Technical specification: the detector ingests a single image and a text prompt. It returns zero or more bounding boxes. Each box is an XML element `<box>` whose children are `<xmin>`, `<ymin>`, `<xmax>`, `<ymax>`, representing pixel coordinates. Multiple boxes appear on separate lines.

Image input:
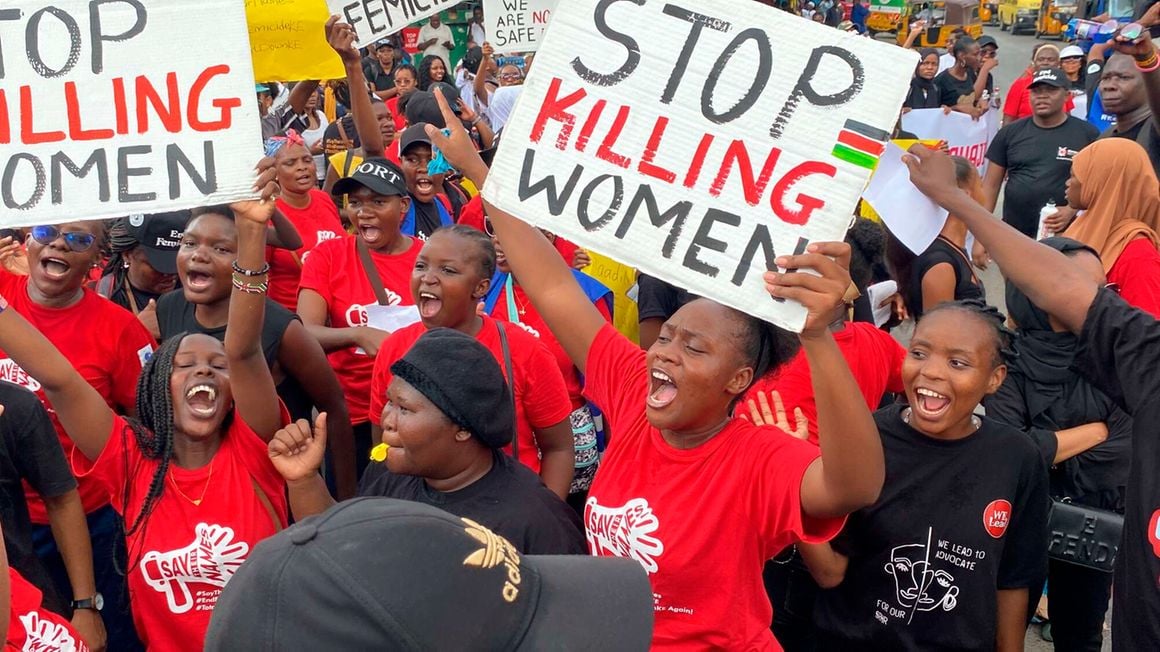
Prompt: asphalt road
<box><xmin>873</xmin><ymin>24</ymin><xmax>1113</xmax><ymax>652</ymax></box>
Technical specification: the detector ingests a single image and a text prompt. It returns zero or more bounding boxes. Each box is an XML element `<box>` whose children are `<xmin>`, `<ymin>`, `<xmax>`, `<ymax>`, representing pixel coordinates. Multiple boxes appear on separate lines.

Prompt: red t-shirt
<box><xmin>489</xmin><ymin>280</ymin><xmax>612</xmax><ymax>407</ymax></box>
<box><xmin>582</xmin><ymin>324</ymin><xmax>843</xmax><ymax>650</ymax></box>
<box><xmin>369</xmin><ymin>317</ymin><xmax>572</xmax><ymax>474</ymax></box>
<box><xmin>71</xmin><ymin>413</ymin><xmax>288</xmax><ymax>652</ymax></box>
<box><xmin>1108</xmin><ymin>236</ymin><xmax>1160</xmax><ymax>320</ymax></box>
<box><xmin>743</xmin><ymin>322</ymin><xmax>905</xmax><ymax>445</ymax></box>
<box><xmin>0</xmin><ymin>270</ymin><xmax>155</xmax><ymax>523</ymax></box>
<box><xmin>1002</xmin><ymin>72</ymin><xmax>1076</xmax><ymax>120</ymax></box>
<box><xmin>267</xmin><ymin>189</ymin><xmax>345</xmax><ymax>311</ymax></box>
<box><xmin>6</xmin><ymin>568</ymin><xmax>89</xmax><ymax>651</ymax></box>
<box><xmin>299</xmin><ymin>236</ymin><xmax>420</xmax><ymax>424</ymax></box>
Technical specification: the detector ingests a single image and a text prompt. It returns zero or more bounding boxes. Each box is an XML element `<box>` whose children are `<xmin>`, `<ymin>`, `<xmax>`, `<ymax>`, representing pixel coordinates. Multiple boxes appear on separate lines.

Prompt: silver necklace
<box><xmin>902</xmin><ymin>407</ymin><xmax>981</xmax><ymax>432</ymax></box>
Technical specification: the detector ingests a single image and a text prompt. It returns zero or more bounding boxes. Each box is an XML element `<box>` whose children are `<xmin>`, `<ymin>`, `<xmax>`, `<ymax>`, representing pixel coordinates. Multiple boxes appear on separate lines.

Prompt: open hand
<box><xmin>325</xmin><ymin>16</ymin><xmax>362</xmax><ymax>66</ymax></box>
<box><xmin>268</xmin><ymin>413</ymin><xmax>328</xmax><ymax>483</ymax></box>
<box><xmin>0</xmin><ymin>236</ymin><xmax>29</xmax><ymax>276</ymax></box>
<box><xmin>763</xmin><ymin>241</ymin><xmax>852</xmax><ymax>339</ymax></box>
<box><xmin>744</xmin><ymin>390</ymin><xmax>809</xmax><ymax>440</ymax></box>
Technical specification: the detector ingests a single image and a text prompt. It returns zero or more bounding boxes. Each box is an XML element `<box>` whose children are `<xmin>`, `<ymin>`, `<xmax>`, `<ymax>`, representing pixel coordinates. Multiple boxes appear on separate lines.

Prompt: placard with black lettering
<box><xmin>0</xmin><ymin>0</ymin><xmax>264</xmax><ymax>226</ymax></box>
<box><xmin>482</xmin><ymin>0</ymin><xmax>917</xmax><ymax>331</ymax></box>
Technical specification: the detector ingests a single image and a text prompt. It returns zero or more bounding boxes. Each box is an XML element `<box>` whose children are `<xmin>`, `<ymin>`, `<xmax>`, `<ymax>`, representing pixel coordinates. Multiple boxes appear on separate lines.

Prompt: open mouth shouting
<box><xmin>913</xmin><ymin>387</ymin><xmax>951</xmax><ymax>420</ymax></box>
<box><xmin>417</xmin><ymin>290</ymin><xmax>442</xmax><ymax>320</ymax></box>
<box><xmin>413</xmin><ymin>175</ymin><xmax>435</xmax><ymax>198</ymax></box>
<box><xmin>184</xmin><ymin>267</ymin><xmax>215</xmax><ymax>293</ymax></box>
<box><xmin>184</xmin><ymin>383</ymin><xmax>221</xmax><ymax>419</ymax></box>
<box><xmin>39</xmin><ymin>255</ymin><xmax>72</xmax><ymax>281</ymax></box>
<box><xmin>647</xmin><ymin>368</ymin><xmax>678</xmax><ymax>409</ymax></box>
<box><xmin>358</xmin><ymin>221</ymin><xmax>384</xmax><ymax>246</ymax></box>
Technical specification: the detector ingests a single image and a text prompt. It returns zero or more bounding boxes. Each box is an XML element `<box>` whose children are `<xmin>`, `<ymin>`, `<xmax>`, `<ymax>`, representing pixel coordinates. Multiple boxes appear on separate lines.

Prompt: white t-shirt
<box><xmin>470</xmin><ymin>21</ymin><xmax>486</xmax><ymax>47</ymax></box>
<box><xmin>419</xmin><ymin>22</ymin><xmax>454</xmax><ymax>68</ymax></box>
<box><xmin>937</xmin><ymin>52</ymin><xmax>955</xmax><ymax>75</ymax></box>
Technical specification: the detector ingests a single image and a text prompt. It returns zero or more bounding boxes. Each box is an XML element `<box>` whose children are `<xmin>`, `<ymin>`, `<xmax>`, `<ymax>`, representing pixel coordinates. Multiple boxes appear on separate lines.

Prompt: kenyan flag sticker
<box><xmin>832</xmin><ymin>120</ymin><xmax>889</xmax><ymax>171</ymax></box>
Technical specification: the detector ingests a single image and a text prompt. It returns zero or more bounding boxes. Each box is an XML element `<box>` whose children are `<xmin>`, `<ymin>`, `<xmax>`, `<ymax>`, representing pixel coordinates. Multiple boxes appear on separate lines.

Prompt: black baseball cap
<box><xmin>399</xmin><ymin>123</ymin><xmax>436</xmax><ymax>155</ymax></box>
<box><xmin>122</xmin><ymin>211</ymin><xmax>189</xmax><ymax>275</ymax></box>
<box><xmin>333</xmin><ymin>158</ymin><xmax>409</xmax><ymax>197</ymax></box>
<box><xmin>204</xmin><ymin>499</ymin><xmax>654</xmax><ymax>650</ymax></box>
<box><xmin>404</xmin><ymin>84</ymin><xmax>461</xmax><ymax>127</ymax></box>
<box><xmin>977</xmin><ymin>35</ymin><xmax>998</xmax><ymax>49</ymax></box>
<box><xmin>375</xmin><ymin>38</ymin><xmax>394</xmax><ymax>48</ymax></box>
<box><xmin>1029</xmin><ymin>67</ymin><xmax>1069</xmax><ymax>90</ymax></box>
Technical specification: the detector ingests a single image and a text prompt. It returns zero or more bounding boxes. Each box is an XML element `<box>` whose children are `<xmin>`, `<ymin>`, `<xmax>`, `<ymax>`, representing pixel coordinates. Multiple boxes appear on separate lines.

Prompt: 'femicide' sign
<box><xmin>483</xmin><ymin>0</ymin><xmax>916</xmax><ymax>331</ymax></box>
<box><xmin>0</xmin><ymin>0</ymin><xmax>264</xmax><ymax>226</ymax></box>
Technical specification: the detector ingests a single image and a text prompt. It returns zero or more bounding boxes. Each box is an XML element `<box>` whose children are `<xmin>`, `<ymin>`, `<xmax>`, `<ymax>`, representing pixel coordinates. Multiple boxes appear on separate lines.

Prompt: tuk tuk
<box><xmin>867</xmin><ymin>0</ymin><xmax>907</xmax><ymax>34</ymax></box>
<box><xmin>980</xmin><ymin>2</ymin><xmax>999</xmax><ymax>23</ymax></box>
<box><xmin>1035</xmin><ymin>0</ymin><xmax>1078</xmax><ymax>38</ymax></box>
<box><xmin>896</xmin><ymin>0</ymin><xmax>984</xmax><ymax>47</ymax></box>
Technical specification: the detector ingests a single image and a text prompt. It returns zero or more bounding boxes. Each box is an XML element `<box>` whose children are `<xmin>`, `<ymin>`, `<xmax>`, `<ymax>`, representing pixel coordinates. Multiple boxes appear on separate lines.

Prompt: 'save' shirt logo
<box><xmin>585</xmin><ymin>497</ymin><xmax>664</xmax><ymax>574</ymax></box>
<box><xmin>140</xmin><ymin>523</ymin><xmax>249</xmax><ymax>614</ymax></box>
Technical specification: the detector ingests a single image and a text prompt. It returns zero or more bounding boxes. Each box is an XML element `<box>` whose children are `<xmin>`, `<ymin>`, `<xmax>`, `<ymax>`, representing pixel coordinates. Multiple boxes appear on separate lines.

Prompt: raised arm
<box><xmin>0</xmin><ymin>305</ymin><xmax>112</xmax><ymax>462</ymax></box>
<box><xmin>902</xmin><ymin>19</ymin><xmax>926</xmax><ymax>49</ymax></box>
<box><xmin>425</xmin><ymin>88</ymin><xmax>607</xmax><ymax>371</ymax></box>
<box><xmin>1109</xmin><ymin>26</ymin><xmax>1160</xmax><ymax>137</ymax></box>
<box><xmin>980</xmin><ymin>161</ymin><xmax>1005</xmax><ymax>213</ymax></box>
<box><xmin>225</xmin><ymin>163</ymin><xmax>283</xmax><ymax>441</ymax></box>
<box><xmin>766</xmin><ymin>243</ymin><xmax>884</xmax><ymax>517</ymax></box>
<box><xmin>905</xmin><ymin>145</ymin><xmax>1097</xmax><ymax>332</ymax></box>
<box><xmin>474</xmin><ymin>43</ymin><xmax>495</xmax><ymax>107</ymax></box>
<box><xmin>327</xmin><ymin>17</ymin><xmax>384</xmax><ymax>158</ymax></box>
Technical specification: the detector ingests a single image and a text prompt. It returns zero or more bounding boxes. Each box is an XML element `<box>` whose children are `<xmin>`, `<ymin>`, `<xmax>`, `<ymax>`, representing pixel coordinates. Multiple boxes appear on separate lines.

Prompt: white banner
<box><xmin>0</xmin><ymin>0</ymin><xmax>264</xmax><ymax>227</ymax></box>
<box><xmin>482</xmin><ymin>0</ymin><xmax>916</xmax><ymax>331</ymax></box>
<box><xmin>901</xmin><ymin>108</ymin><xmax>1001</xmax><ymax>173</ymax></box>
<box><xmin>483</xmin><ymin>0</ymin><xmax>558</xmax><ymax>53</ymax></box>
<box><xmin>330</xmin><ymin>0</ymin><xmax>463</xmax><ymax>48</ymax></box>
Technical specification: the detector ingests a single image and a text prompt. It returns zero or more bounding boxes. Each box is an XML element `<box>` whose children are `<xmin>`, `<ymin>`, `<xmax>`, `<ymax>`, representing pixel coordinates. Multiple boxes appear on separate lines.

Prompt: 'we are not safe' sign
<box><xmin>483</xmin><ymin>0</ymin><xmax>917</xmax><ymax>331</ymax></box>
<box><xmin>0</xmin><ymin>0</ymin><xmax>264</xmax><ymax>227</ymax></box>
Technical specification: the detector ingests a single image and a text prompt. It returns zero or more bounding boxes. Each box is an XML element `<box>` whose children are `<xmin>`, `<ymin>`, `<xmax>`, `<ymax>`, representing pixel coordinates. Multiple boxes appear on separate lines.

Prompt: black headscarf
<box><xmin>1005</xmin><ymin>237</ymin><xmax>1100</xmax><ymax>415</ymax></box>
<box><xmin>904</xmin><ymin>49</ymin><xmax>941</xmax><ymax>110</ymax></box>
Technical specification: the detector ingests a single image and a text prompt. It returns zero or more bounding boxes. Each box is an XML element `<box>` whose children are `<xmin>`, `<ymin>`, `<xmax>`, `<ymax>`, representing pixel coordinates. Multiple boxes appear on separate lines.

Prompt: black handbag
<box><xmin>1047</xmin><ymin>498</ymin><xmax>1123</xmax><ymax>573</ymax></box>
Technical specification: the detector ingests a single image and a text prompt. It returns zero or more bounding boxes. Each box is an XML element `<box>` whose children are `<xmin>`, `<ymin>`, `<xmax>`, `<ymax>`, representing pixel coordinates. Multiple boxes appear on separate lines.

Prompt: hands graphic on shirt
<box><xmin>140</xmin><ymin>523</ymin><xmax>250</xmax><ymax>614</ymax></box>
<box><xmin>586</xmin><ymin>498</ymin><xmax>665</xmax><ymax>574</ymax></box>
<box><xmin>19</xmin><ymin>611</ymin><xmax>82</xmax><ymax>652</ymax></box>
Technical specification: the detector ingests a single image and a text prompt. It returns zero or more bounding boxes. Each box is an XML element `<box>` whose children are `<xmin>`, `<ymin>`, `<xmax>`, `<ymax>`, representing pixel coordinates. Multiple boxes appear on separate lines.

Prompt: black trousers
<box><xmin>1047</xmin><ymin>559</ymin><xmax>1112</xmax><ymax>652</ymax></box>
<box><xmin>764</xmin><ymin>548</ymin><xmax>820</xmax><ymax>652</ymax></box>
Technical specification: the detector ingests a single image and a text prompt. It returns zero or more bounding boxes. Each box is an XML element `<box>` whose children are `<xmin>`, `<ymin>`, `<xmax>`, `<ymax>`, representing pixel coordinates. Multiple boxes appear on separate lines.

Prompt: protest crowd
<box><xmin>4</xmin><ymin>0</ymin><xmax>1160</xmax><ymax>649</ymax></box>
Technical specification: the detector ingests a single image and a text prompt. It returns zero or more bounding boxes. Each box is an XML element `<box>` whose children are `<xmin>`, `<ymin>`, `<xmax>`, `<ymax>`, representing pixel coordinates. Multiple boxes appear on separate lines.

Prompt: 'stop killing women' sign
<box><xmin>483</xmin><ymin>0</ymin><xmax>917</xmax><ymax>332</ymax></box>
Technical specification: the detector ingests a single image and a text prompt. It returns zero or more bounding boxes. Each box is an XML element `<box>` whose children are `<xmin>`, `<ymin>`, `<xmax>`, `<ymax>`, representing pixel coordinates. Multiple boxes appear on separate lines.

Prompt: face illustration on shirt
<box><xmin>884</xmin><ymin>543</ymin><xmax>959</xmax><ymax>614</ymax></box>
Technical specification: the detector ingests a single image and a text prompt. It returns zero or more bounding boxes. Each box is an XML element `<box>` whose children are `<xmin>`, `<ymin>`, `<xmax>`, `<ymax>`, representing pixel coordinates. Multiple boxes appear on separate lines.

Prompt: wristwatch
<box><xmin>71</xmin><ymin>593</ymin><xmax>104</xmax><ymax>611</ymax></box>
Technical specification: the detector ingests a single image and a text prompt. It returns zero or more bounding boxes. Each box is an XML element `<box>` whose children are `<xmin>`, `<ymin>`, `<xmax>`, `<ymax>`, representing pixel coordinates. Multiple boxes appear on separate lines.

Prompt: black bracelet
<box><xmin>232</xmin><ymin>261</ymin><xmax>270</xmax><ymax>277</ymax></box>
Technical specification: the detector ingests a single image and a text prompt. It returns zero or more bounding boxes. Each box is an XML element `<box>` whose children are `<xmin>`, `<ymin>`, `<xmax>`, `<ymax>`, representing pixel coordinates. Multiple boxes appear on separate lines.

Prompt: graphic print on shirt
<box><xmin>585</xmin><ymin>497</ymin><xmax>664</xmax><ymax>573</ymax></box>
<box><xmin>1149</xmin><ymin>509</ymin><xmax>1160</xmax><ymax>559</ymax></box>
<box><xmin>18</xmin><ymin>611</ymin><xmax>81</xmax><ymax>652</ymax></box>
<box><xmin>982</xmin><ymin>499</ymin><xmax>1012</xmax><ymax>539</ymax></box>
<box><xmin>139</xmin><ymin>523</ymin><xmax>249</xmax><ymax>614</ymax></box>
<box><xmin>301</xmin><ymin>230</ymin><xmax>340</xmax><ymax>265</ymax></box>
<box><xmin>0</xmin><ymin>358</ymin><xmax>41</xmax><ymax>391</ymax></box>
<box><xmin>877</xmin><ymin>527</ymin><xmax>983</xmax><ymax>627</ymax></box>
<box><xmin>344</xmin><ymin>290</ymin><xmax>405</xmax><ymax>326</ymax></box>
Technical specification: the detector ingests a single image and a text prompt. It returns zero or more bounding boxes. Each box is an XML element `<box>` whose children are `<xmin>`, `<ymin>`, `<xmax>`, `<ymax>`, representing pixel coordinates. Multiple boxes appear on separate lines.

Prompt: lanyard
<box><xmin>504</xmin><ymin>274</ymin><xmax>521</xmax><ymax>325</ymax></box>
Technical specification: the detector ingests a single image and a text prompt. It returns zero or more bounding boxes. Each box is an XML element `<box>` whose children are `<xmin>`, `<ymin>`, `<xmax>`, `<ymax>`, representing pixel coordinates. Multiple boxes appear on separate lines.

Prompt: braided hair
<box><xmin>117</xmin><ymin>333</ymin><xmax>186</xmax><ymax>570</ymax></box>
<box><xmin>99</xmin><ymin>219</ymin><xmax>140</xmax><ymax>288</ymax></box>
<box><xmin>434</xmin><ymin>224</ymin><xmax>496</xmax><ymax>280</ymax></box>
<box><xmin>924</xmin><ymin>298</ymin><xmax>1016</xmax><ymax>367</ymax></box>
<box><xmin>733</xmin><ymin>310</ymin><xmax>801</xmax><ymax>409</ymax></box>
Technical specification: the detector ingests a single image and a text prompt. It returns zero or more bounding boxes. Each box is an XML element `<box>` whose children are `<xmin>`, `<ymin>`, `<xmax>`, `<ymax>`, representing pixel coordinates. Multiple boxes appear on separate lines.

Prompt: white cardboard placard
<box><xmin>330</xmin><ymin>0</ymin><xmax>462</xmax><ymax>48</ymax></box>
<box><xmin>482</xmin><ymin>0</ymin><xmax>917</xmax><ymax>331</ymax></box>
<box><xmin>901</xmin><ymin>108</ymin><xmax>1000</xmax><ymax>174</ymax></box>
<box><xmin>483</xmin><ymin>0</ymin><xmax>558</xmax><ymax>53</ymax></box>
<box><xmin>0</xmin><ymin>0</ymin><xmax>263</xmax><ymax>227</ymax></box>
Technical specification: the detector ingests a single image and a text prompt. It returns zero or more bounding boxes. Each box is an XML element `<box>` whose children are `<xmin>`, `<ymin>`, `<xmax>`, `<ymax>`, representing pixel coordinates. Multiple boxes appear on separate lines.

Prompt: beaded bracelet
<box><xmin>231</xmin><ymin>275</ymin><xmax>269</xmax><ymax>294</ymax></box>
<box><xmin>232</xmin><ymin>261</ymin><xmax>271</xmax><ymax>277</ymax></box>
<box><xmin>1136</xmin><ymin>51</ymin><xmax>1160</xmax><ymax>73</ymax></box>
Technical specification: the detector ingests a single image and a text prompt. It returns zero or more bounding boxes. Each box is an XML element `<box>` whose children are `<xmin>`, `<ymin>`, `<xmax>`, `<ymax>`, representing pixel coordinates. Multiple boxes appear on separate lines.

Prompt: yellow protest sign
<box><xmin>583</xmin><ymin>252</ymin><xmax>640</xmax><ymax>345</ymax></box>
<box><xmin>247</xmin><ymin>0</ymin><xmax>345</xmax><ymax>82</ymax></box>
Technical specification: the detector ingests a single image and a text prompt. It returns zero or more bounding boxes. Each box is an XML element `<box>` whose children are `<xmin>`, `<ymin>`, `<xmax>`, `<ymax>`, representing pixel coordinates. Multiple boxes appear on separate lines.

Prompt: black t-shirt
<box><xmin>358</xmin><ymin>452</ymin><xmax>586</xmax><ymax>555</ymax></box>
<box><xmin>410</xmin><ymin>198</ymin><xmax>445</xmax><ymax>242</ymax></box>
<box><xmin>908</xmin><ymin>237</ymin><xmax>985</xmax><ymax>321</ymax></box>
<box><xmin>363</xmin><ymin>60</ymin><xmax>395</xmax><ymax>93</ymax></box>
<box><xmin>933</xmin><ymin>68</ymin><xmax>993</xmax><ymax>107</ymax></box>
<box><xmin>1074</xmin><ymin>288</ymin><xmax>1160</xmax><ymax>649</ymax></box>
<box><xmin>636</xmin><ymin>273</ymin><xmax>697</xmax><ymax>321</ymax></box>
<box><xmin>0</xmin><ymin>382</ymin><xmax>76</xmax><ymax>613</ymax></box>
<box><xmin>986</xmin><ymin>116</ymin><xmax>1099</xmax><ymax>236</ymax></box>
<box><xmin>813</xmin><ymin>405</ymin><xmax>1049</xmax><ymax>651</ymax></box>
<box><xmin>156</xmin><ymin>291</ymin><xmax>296</xmax><ymax>366</ymax></box>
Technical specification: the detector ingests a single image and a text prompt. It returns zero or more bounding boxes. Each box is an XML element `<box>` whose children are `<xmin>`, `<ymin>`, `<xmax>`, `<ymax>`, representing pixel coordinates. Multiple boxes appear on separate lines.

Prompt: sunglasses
<box><xmin>31</xmin><ymin>225</ymin><xmax>96</xmax><ymax>252</ymax></box>
<box><xmin>499</xmin><ymin>73</ymin><xmax>522</xmax><ymax>81</ymax></box>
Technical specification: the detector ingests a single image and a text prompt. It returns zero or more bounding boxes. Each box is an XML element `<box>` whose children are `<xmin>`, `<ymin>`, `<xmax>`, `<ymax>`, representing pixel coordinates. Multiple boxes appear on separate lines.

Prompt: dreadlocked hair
<box><xmin>116</xmin><ymin>333</ymin><xmax>186</xmax><ymax>573</ymax></box>
<box><xmin>924</xmin><ymin>298</ymin><xmax>1017</xmax><ymax>367</ymax></box>
<box><xmin>731</xmin><ymin>310</ymin><xmax>801</xmax><ymax>410</ymax></box>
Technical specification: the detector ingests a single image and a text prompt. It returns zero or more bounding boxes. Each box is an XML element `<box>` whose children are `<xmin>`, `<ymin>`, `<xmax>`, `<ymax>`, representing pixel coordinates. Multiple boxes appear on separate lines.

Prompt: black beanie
<box><xmin>390</xmin><ymin>328</ymin><xmax>515</xmax><ymax>449</ymax></box>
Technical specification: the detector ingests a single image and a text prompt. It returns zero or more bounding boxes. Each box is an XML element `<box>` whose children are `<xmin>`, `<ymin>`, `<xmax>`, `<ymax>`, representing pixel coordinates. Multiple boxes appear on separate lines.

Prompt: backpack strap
<box><xmin>495</xmin><ymin>321</ymin><xmax>518</xmax><ymax>462</ymax></box>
